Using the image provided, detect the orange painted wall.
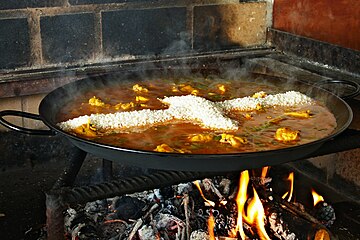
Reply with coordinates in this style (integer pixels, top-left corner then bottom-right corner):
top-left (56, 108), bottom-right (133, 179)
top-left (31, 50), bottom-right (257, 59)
top-left (273, 0), bottom-right (360, 51)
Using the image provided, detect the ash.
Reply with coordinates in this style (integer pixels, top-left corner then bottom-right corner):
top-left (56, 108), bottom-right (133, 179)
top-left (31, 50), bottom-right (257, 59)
top-left (64, 174), bottom-right (335, 240)
top-left (64, 176), bottom-right (237, 239)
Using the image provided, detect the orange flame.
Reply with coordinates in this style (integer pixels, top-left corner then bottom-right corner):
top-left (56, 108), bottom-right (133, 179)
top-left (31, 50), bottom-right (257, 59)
top-left (314, 229), bottom-right (330, 240)
top-left (193, 180), bottom-right (216, 207)
top-left (312, 189), bottom-right (325, 206)
top-left (282, 172), bottom-right (294, 202)
top-left (243, 188), bottom-right (271, 240)
top-left (208, 211), bottom-right (216, 240)
top-left (261, 166), bottom-right (270, 178)
top-left (230, 170), bottom-right (249, 239)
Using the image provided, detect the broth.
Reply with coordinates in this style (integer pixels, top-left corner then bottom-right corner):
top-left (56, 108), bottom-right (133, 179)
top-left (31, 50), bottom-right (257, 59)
top-left (57, 76), bottom-right (337, 154)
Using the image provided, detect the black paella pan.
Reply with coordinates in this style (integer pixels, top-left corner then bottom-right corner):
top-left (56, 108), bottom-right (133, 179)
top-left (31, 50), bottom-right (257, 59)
top-left (0, 67), bottom-right (357, 172)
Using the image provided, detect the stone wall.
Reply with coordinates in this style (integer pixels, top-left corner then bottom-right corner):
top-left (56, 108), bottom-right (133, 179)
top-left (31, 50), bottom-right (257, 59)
top-left (0, 0), bottom-right (269, 71)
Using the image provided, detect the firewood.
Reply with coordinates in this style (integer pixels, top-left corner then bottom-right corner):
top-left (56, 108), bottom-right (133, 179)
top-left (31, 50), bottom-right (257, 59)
top-left (183, 193), bottom-right (191, 240)
top-left (252, 181), bottom-right (337, 240)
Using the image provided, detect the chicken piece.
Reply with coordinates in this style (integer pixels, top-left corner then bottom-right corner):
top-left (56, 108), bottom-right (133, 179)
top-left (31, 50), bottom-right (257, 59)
top-left (244, 113), bottom-right (253, 120)
top-left (274, 127), bottom-right (300, 142)
top-left (154, 144), bottom-right (191, 153)
top-left (188, 134), bottom-right (213, 143)
top-left (217, 84), bottom-right (226, 94)
top-left (284, 110), bottom-right (312, 119)
top-left (256, 103), bottom-right (265, 112)
top-left (154, 143), bottom-right (175, 153)
top-left (171, 85), bottom-right (179, 92)
top-left (88, 96), bottom-right (106, 107)
top-left (114, 102), bottom-right (135, 110)
top-left (269, 116), bottom-right (286, 124)
top-left (180, 85), bottom-right (199, 95)
top-left (252, 91), bottom-right (267, 98)
top-left (132, 84), bottom-right (149, 93)
top-left (219, 134), bottom-right (248, 148)
top-left (135, 96), bottom-right (150, 103)
top-left (72, 119), bottom-right (97, 137)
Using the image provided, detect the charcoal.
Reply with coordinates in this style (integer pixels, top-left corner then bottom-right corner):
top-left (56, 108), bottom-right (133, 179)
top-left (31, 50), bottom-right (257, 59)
top-left (113, 196), bottom-right (146, 220)
top-left (160, 185), bottom-right (174, 199)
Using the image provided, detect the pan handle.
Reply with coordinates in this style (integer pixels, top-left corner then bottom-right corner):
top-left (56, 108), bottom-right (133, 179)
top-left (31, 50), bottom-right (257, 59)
top-left (0, 110), bottom-right (56, 136)
top-left (314, 79), bottom-right (360, 99)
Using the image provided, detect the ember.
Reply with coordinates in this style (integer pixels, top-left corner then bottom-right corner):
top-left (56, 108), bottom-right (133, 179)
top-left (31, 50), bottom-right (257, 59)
top-left (62, 168), bottom-right (336, 240)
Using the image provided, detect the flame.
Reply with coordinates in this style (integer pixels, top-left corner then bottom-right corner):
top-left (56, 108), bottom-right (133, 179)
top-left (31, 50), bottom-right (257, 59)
top-left (243, 188), bottom-right (271, 240)
top-left (230, 170), bottom-right (249, 239)
top-left (314, 229), bottom-right (330, 240)
top-left (312, 189), bottom-right (325, 206)
top-left (208, 211), bottom-right (216, 240)
top-left (193, 180), bottom-right (216, 207)
top-left (261, 166), bottom-right (270, 178)
top-left (282, 172), bottom-right (294, 202)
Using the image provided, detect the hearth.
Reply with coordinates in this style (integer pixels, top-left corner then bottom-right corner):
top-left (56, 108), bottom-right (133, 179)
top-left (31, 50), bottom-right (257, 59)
top-left (1, 38), bottom-right (360, 240)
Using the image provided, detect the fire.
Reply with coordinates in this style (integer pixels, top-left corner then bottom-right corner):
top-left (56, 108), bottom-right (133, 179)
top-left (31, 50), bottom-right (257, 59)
top-left (208, 211), bottom-right (216, 240)
top-left (230, 170), bottom-right (270, 240)
top-left (231, 170), bottom-right (249, 239)
top-left (314, 229), bottom-right (330, 240)
top-left (193, 180), bottom-right (216, 207)
top-left (312, 189), bottom-right (325, 206)
top-left (243, 188), bottom-right (271, 240)
top-left (261, 166), bottom-right (270, 178)
top-left (282, 172), bottom-right (294, 202)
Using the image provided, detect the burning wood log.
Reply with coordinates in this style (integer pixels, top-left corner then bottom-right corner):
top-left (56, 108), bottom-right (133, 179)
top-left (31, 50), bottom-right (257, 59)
top-left (252, 176), bottom-right (337, 240)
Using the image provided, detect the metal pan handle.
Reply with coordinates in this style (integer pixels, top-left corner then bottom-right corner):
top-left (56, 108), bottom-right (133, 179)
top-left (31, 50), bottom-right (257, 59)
top-left (0, 110), bottom-right (55, 136)
top-left (314, 79), bottom-right (360, 99)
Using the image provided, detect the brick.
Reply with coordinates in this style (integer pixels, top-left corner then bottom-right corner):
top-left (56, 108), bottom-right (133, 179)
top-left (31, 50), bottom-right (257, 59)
top-left (193, 2), bottom-right (267, 51)
top-left (0, 18), bottom-right (30, 69)
top-left (102, 7), bottom-right (188, 57)
top-left (40, 13), bottom-right (96, 64)
top-left (0, 0), bottom-right (65, 10)
top-left (336, 149), bottom-right (360, 187)
top-left (69, 0), bottom-right (146, 4)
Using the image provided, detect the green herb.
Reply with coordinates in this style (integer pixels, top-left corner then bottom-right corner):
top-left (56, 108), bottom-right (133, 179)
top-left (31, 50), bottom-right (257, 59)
top-left (251, 122), bottom-right (273, 132)
top-left (190, 143), bottom-right (202, 150)
top-left (213, 135), bottom-right (222, 141)
top-left (251, 116), bottom-right (286, 132)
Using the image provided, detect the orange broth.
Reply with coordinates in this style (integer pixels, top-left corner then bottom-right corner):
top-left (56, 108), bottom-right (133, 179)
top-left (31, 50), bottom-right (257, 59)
top-left (57, 77), bottom-right (337, 154)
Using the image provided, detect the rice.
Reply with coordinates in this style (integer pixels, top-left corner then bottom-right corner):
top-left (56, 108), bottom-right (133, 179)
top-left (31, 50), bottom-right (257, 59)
top-left (57, 91), bottom-right (315, 132)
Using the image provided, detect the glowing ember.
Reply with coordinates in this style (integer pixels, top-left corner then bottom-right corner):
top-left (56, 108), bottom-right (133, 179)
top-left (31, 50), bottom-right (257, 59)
top-left (282, 172), bottom-right (294, 202)
top-left (312, 189), bottom-right (325, 206)
top-left (62, 169), bottom-right (338, 240)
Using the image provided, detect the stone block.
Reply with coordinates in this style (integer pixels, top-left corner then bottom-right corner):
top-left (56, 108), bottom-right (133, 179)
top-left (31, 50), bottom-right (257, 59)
top-left (102, 7), bottom-right (188, 57)
top-left (41, 13), bottom-right (96, 64)
top-left (193, 2), bottom-right (267, 51)
top-left (0, 0), bottom-right (65, 10)
top-left (0, 18), bottom-right (30, 69)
